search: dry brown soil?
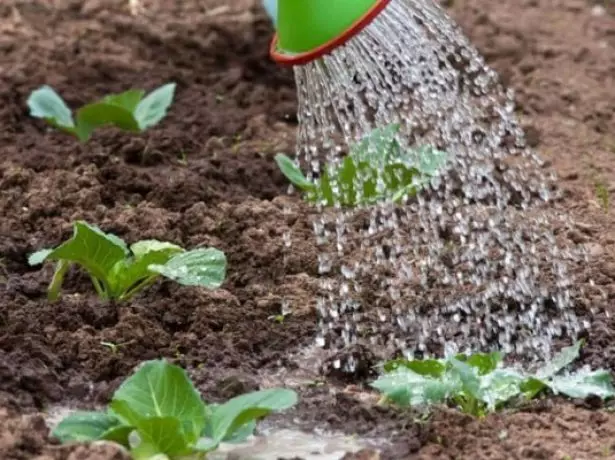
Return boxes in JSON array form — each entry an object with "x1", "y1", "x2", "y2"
[{"x1": 1, "y1": 0, "x2": 615, "y2": 459}]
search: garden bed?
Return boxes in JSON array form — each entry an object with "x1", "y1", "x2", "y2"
[{"x1": 1, "y1": 0, "x2": 615, "y2": 458}]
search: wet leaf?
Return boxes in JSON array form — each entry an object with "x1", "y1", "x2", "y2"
[
  {"x1": 463, "y1": 351, "x2": 502, "y2": 375},
  {"x1": 549, "y1": 369, "x2": 615, "y2": 399},
  {"x1": 107, "y1": 240, "x2": 184, "y2": 298},
  {"x1": 480, "y1": 369, "x2": 526, "y2": 410},
  {"x1": 30, "y1": 220, "x2": 227, "y2": 300},
  {"x1": 150, "y1": 248, "x2": 227, "y2": 289},
  {"x1": 536, "y1": 340, "x2": 582, "y2": 380},
  {"x1": 374, "y1": 343, "x2": 611, "y2": 417},
  {"x1": 135, "y1": 83, "x2": 176, "y2": 130},
  {"x1": 520, "y1": 377, "x2": 548, "y2": 399},
  {"x1": 274, "y1": 154, "x2": 315, "y2": 191},
  {"x1": 449, "y1": 358, "x2": 481, "y2": 399},
  {"x1": 279, "y1": 124, "x2": 447, "y2": 208},
  {"x1": 383, "y1": 358, "x2": 446, "y2": 378},
  {"x1": 371, "y1": 368, "x2": 455, "y2": 407},
  {"x1": 130, "y1": 240, "x2": 183, "y2": 258},
  {"x1": 352, "y1": 123, "x2": 402, "y2": 164},
  {"x1": 415, "y1": 145, "x2": 448, "y2": 175}
]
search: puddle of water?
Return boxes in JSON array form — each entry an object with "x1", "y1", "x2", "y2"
[
  {"x1": 209, "y1": 429, "x2": 366, "y2": 460},
  {"x1": 45, "y1": 405, "x2": 369, "y2": 460}
]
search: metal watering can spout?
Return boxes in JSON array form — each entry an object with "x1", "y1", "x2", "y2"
[{"x1": 268, "y1": 0, "x2": 391, "y2": 66}]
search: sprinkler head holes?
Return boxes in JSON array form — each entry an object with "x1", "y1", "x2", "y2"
[{"x1": 270, "y1": 0, "x2": 392, "y2": 66}]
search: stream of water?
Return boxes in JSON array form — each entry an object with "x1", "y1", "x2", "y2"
[{"x1": 286, "y1": 0, "x2": 584, "y2": 370}]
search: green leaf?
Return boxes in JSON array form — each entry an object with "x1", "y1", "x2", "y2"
[
  {"x1": 111, "y1": 360, "x2": 207, "y2": 443},
  {"x1": 383, "y1": 358, "x2": 446, "y2": 378},
  {"x1": 106, "y1": 232, "x2": 130, "y2": 255},
  {"x1": 382, "y1": 163, "x2": 420, "y2": 198},
  {"x1": 352, "y1": 123, "x2": 401, "y2": 164},
  {"x1": 107, "y1": 241, "x2": 184, "y2": 298},
  {"x1": 274, "y1": 154, "x2": 315, "y2": 191},
  {"x1": 549, "y1": 369, "x2": 615, "y2": 400},
  {"x1": 103, "y1": 89, "x2": 145, "y2": 112},
  {"x1": 221, "y1": 419, "x2": 257, "y2": 443},
  {"x1": 448, "y1": 358, "x2": 481, "y2": 399},
  {"x1": 130, "y1": 417, "x2": 192, "y2": 459},
  {"x1": 130, "y1": 240, "x2": 183, "y2": 259},
  {"x1": 415, "y1": 145, "x2": 448, "y2": 175},
  {"x1": 39, "y1": 221, "x2": 127, "y2": 290},
  {"x1": 52, "y1": 411, "x2": 122, "y2": 444},
  {"x1": 109, "y1": 399, "x2": 146, "y2": 427},
  {"x1": 74, "y1": 102, "x2": 141, "y2": 142},
  {"x1": 134, "y1": 83, "x2": 176, "y2": 130},
  {"x1": 299, "y1": 124, "x2": 446, "y2": 208},
  {"x1": 520, "y1": 377, "x2": 548, "y2": 399},
  {"x1": 149, "y1": 248, "x2": 226, "y2": 289},
  {"x1": 194, "y1": 437, "x2": 219, "y2": 452},
  {"x1": 371, "y1": 368, "x2": 454, "y2": 407},
  {"x1": 207, "y1": 389, "x2": 297, "y2": 443},
  {"x1": 479, "y1": 369, "x2": 525, "y2": 410},
  {"x1": 202, "y1": 404, "x2": 256, "y2": 444},
  {"x1": 100, "y1": 424, "x2": 134, "y2": 447},
  {"x1": 536, "y1": 340, "x2": 582, "y2": 380},
  {"x1": 27, "y1": 85, "x2": 75, "y2": 130},
  {"x1": 28, "y1": 248, "x2": 53, "y2": 266},
  {"x1": 463, "y1": 352, "x2": 502, "y2": 376}
]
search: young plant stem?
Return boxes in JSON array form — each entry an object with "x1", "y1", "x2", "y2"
[
  {"x1": 454, "y1": 395, "x2": 483, "y2": 417},
  {"x1": 48, "y1": 260, "x2": 70, "y2": 301},
  {"x1": 120, "y1": 276, "x2": 158, "y2": 301},
  {"x1": 90, "y1": 275, "x2": 108, "y2": 300}
]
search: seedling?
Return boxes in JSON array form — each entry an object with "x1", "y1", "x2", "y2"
[
  {"x1": 27, "y1": 83, "x2": 176, "y2": 142},
  {"x1": 28, "y1": 221, "x2": 226, "y2": 301},
  {"x1": 372, "y1": 340, "x2": 615, "y2": 418},
  {"x1": 101, "y1": 342, "x2": 120, "y2": 354},
  {"x1": 268, "y1": 313, "x2": 289, "y2": 324},
  {"x1": 275, "y1": 124, "x2": 447, "y2": 207},
  {"x1": 177, "y1": 151, "x2": 188, "y2": 166},
  {"x1": 595, "y1": 181, "x2": 609, "y2": 213},
  {"x1": 52, "y1": 359, "x2": 298, "y2": 459},
  {"x1": 101, "y1": 341, "x2": 134, "y2": 354}
]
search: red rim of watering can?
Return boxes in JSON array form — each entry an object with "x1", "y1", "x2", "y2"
[{"x1": 270, "y1": 0, "x2": 392, "y2": 66}]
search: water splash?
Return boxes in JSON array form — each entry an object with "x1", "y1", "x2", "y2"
[{"x1": 288, "y1": 0, "x2": 583, "y2": 369}]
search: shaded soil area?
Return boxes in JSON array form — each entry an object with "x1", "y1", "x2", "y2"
[{"x1": 1, "y1": 0, "x2": 615, "y2": 459}]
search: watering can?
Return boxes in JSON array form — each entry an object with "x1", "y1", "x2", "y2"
[{"x1": 262, "y1": 0, "x2": 391, "y2": 65}]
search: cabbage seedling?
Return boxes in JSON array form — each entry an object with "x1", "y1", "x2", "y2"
[
  {"x1": 372, "y1": 340, "x2": 615, "y2": 418},
  {"x1": 29, "y1": 221, "x2": 226, "y2": 301},
  {"x1": 27, "y1": 83, "x2": 176, "y2": 142},
  {"x1": 275, "y1": 123, "x2": 447, "y2": 207},
  {"x1": 52, "y1": 359, "x2": 298, "y2": 459}
]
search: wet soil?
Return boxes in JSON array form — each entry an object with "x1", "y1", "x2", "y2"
[{"x1": 1, "y1": 0, "x2": 615, "y2": 459}]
